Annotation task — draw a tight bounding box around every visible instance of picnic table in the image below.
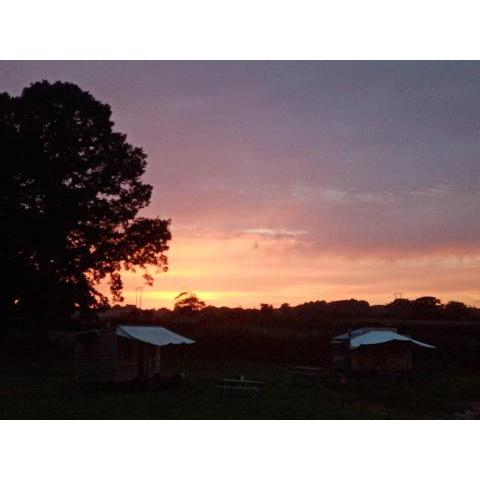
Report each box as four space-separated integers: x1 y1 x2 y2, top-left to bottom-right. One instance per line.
215 377 266 398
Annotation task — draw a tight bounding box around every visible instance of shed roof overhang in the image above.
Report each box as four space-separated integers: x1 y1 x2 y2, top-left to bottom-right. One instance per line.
349 331 435 350
116 325 195 347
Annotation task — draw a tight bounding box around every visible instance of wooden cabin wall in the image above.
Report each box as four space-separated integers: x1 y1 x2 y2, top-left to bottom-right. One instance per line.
76 332 164 384
145 345 162 377
114 337 140 383
350 343 412 373
114 339 162 382
332 341 350 371
384 344 412 372
350 348 379 372
75 331 117 383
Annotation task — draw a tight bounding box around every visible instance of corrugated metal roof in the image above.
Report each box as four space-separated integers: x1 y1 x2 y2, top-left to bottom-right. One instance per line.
332 328 435 349
333 327 397 341
116 325 195 347
349 330 435 349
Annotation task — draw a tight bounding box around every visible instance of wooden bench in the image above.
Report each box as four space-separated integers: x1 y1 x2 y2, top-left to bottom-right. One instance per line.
285 366 330 385
215 378 266 398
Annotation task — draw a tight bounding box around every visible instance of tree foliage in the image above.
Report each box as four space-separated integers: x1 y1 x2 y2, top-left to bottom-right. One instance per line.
174 292 206 313
0 81 171 324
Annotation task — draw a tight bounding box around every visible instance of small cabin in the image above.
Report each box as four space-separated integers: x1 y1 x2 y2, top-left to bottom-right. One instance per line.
331 327 435 374
75 325 194 384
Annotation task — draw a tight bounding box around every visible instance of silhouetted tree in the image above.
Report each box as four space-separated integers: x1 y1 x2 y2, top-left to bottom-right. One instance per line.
444 301 468 320
413 296 442 319
260 303 274 315
174 292 206 313
386 298 415 318
327 299 370 319
0 81 171 328
414 296 441 308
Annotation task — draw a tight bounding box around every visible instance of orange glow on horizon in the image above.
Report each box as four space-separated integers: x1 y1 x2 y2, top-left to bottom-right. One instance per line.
100 226 480 309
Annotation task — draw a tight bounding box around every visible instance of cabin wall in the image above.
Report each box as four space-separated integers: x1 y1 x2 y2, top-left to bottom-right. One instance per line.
76 331 164 384
75 331 117 383
332 341 350 372
114 337 140 383
350 343 412 373
146 345 162 377
114 338 162 383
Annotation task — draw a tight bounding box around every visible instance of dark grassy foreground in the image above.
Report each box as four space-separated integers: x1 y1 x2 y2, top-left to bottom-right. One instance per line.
2 320 480 420
1 347 480 419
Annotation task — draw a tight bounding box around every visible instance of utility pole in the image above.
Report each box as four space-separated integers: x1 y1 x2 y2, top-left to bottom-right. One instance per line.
135 287 143 309
393 292 403 300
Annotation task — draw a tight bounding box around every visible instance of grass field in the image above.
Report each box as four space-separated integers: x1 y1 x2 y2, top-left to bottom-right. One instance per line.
1 346 479 419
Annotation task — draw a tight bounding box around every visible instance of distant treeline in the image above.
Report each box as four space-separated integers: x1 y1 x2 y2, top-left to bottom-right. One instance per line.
93 296 480 329
6 296 480 370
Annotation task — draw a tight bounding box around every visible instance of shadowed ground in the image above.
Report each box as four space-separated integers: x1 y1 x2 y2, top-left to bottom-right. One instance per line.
1 350 478 419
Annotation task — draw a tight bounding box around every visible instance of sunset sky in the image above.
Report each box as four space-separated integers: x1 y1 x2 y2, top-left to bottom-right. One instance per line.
2 61 480 308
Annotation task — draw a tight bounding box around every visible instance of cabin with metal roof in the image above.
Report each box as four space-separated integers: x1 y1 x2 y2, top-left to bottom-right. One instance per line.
75 325 194 385
331 327 435 374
